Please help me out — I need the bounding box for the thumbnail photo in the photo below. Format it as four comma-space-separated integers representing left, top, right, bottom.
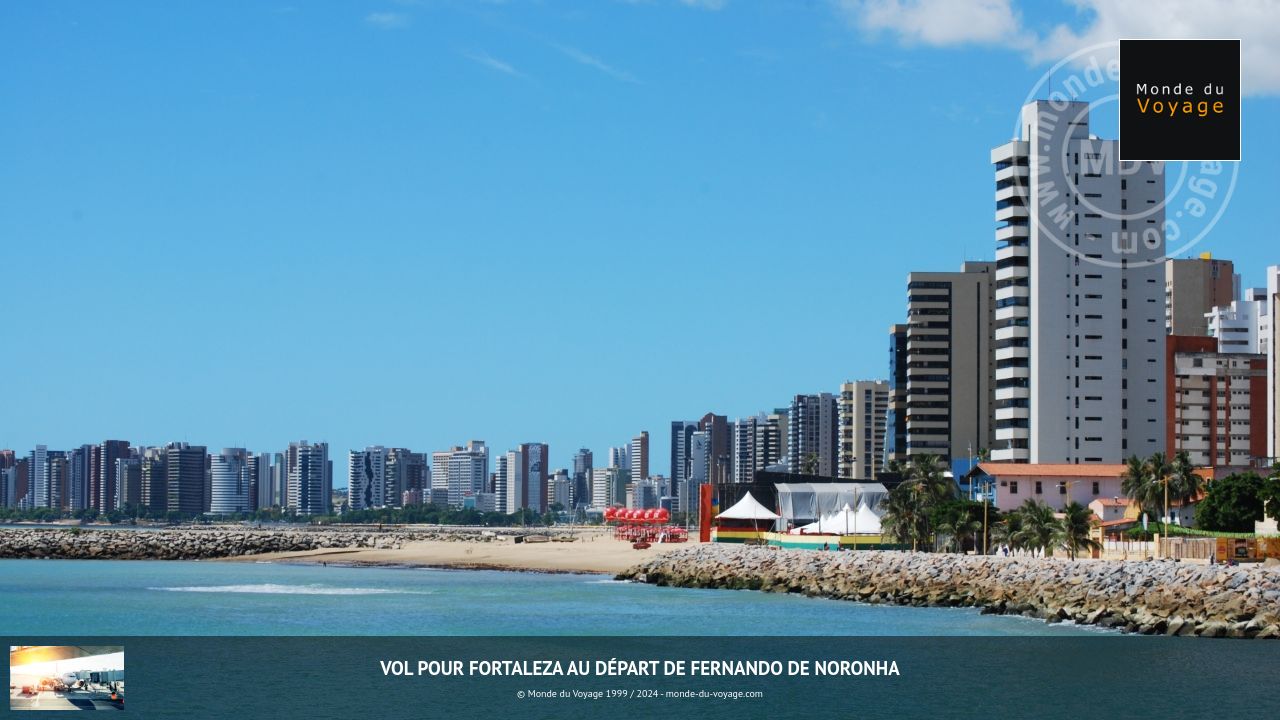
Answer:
9, 646, 124, 712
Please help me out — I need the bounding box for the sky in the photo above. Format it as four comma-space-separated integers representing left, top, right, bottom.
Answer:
2, 0, 1279, 485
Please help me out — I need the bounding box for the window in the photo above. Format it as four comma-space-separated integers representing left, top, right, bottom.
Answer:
1092, 482, 1099, 495
1010, 481, 1018, 495
1035, 481, 1043, 494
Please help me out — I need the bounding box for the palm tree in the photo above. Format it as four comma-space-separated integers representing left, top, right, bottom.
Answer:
1012, 499, 1058, 556
990, 509, 1024, 555
879, 484, 924, 549
937, 504, 982, 553
1164, 450, 1203, 525
1054, 501, 1101, 560
1122, 453, 1163, 521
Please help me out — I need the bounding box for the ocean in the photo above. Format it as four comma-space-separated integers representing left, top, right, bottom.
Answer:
0, 559, 1099, 636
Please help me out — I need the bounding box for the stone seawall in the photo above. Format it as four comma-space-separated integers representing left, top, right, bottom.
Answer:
0, 527, 487, 560
618, 544, 1280, 638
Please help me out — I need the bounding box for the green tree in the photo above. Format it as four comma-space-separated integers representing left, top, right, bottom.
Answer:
1197, 472, 1265, 532
1054, 501, 1101, 560
934, 502, 983, 553
1011, 499, 1058, 556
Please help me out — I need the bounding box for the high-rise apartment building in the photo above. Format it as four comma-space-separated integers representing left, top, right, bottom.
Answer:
117, 456, 143, 509
839, 380, 889, 480
570, 449, 592, 509
67, 445, 94, 511
669, 421, 699, 491
287, 441, 331, 515
1166, 335, 1267, 467
210, 448, 252, 514
733, 413, 784, 483
0, 450, 14, 508
432, 441, 489, 509
590, 467, 617, 508
630, 432, 649, 484
698, 413, 733, 484
141, 446, 168, 514
348, 446, 389, 511
386, 448, 427, 508
30, 446, 50, 508
990, 100, 1166, 464
902, 262, 996, 466
788, 394, 837, 476
1206, 288, 1270, 355
884, 324, 909, 467
501, 443, 547, 513
1166, 256, 1237, 336
97, 440, 130, 512
166, 443, 208, 515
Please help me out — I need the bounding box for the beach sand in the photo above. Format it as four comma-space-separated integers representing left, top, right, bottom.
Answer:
225, 532, 693, 575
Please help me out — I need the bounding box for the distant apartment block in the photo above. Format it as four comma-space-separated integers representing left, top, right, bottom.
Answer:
210, 448, 252, 514
630, 431, 649, 484
1166, 256, 1238, 336
286, 441, 331, 515
838, 380, 888, 480
1206, 287, 1271, 355
1166, 336, 1267, 467
432, 441, 489, 510
788, 394, 836, 476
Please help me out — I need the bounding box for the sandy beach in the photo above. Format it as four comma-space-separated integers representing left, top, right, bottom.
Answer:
225, 531, 692, 574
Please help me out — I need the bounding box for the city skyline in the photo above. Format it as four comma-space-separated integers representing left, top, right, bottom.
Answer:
3, 2, 1279, 480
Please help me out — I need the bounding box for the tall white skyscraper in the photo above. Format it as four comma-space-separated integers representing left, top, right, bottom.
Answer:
990, 100, 1166, 464
210, 448, 252, 514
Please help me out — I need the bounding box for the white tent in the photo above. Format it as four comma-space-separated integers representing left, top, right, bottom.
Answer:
852, 502, 882, 534
789, 502, 882, 535
774, 483, 887, 522
716, 491, 781, 521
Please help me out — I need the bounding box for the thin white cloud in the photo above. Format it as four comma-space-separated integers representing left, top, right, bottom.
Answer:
554, 44, 639, 83
837, 0, 1280, 96
680, 0, 728, 9
365, 12, 411, 30
838, 0, 1025, 47
464, 51, 524, 77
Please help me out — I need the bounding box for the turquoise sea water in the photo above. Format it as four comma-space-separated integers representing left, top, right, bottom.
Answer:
0, 559, 1102, 636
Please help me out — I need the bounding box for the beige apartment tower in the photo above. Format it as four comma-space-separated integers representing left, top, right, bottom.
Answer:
1166, 256, 1238, 336
839, 380, 889, 480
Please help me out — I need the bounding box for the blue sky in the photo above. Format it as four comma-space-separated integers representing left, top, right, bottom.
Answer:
3, 0, 1278, 484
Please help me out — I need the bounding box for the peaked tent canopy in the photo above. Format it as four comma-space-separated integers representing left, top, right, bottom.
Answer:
716, 491, 781, 521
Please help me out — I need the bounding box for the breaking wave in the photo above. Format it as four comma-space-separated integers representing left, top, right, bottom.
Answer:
148, 584, 431, 596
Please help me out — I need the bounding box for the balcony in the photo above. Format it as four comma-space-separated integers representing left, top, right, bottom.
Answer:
996, 203, 1030, 223
996, 163, 1031, 185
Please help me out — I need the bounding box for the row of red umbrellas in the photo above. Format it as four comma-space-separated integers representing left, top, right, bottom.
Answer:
604, 507, 670, 523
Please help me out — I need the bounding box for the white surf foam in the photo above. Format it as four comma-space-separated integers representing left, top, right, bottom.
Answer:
148, 583, 431, 596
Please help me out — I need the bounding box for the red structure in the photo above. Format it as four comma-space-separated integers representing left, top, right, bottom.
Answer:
604, 507, 688, 543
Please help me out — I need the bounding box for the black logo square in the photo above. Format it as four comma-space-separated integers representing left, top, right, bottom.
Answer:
1120, 39, 1240, 161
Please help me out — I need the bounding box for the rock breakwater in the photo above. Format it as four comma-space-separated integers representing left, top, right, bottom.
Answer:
618, 544, 1280, 639
0, 527, 489, 560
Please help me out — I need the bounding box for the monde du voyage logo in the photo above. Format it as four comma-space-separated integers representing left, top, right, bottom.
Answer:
1120, 39, 1241, 161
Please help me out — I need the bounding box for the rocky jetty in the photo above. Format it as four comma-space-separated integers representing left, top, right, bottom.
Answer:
618, 544, 1280, 639
0, 526, 504, 561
